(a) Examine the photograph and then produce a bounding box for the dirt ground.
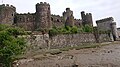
[14,42,120,67]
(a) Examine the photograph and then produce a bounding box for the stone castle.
[0,2,93,31]
[0,2,119,41]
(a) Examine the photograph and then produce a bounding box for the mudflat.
[14,42,120,67]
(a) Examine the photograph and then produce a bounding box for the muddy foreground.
[14,42,120,67]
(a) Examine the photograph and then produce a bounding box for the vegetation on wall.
[0,24,26,67]
[82,24,93,32]
[49,24,93,36]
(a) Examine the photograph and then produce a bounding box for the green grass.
[45,49,62,55]
[74,44,100,50]
[59,43,111,51]
[59,46,74,51]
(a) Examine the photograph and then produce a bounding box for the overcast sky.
[1,0,120,27]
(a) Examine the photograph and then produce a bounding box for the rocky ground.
[14,41,120,67]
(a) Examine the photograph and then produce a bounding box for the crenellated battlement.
[74,19,81,21]
[96,17,114,23]
[51,14,62,18]
[36,2,50,6]
[86,13,92,16]
[17,12,35,15]
[0,4,16,10]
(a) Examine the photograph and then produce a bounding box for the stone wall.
[26,33,112,51]
[50,33,96,48]
[26,34,49,52]
[51,15,64,28]
[98,33,113,42]
[15,13,35,31]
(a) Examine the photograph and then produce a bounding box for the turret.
[86,13,93,26]
[81,11,93,26]
[0,4,16,25]
[81,11,86,26]
[63,8,74,27]
[111,22,119,40]
[35,2,52,30]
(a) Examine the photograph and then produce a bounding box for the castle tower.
[81,11,86,26]
[96,17,119,41]
[81,11,93,26]
[111,22,119,40]
[86,13,93,26]
[35,2,52,30]
[0,4,16,25]
[63,8,74,27]
[96,17,114,31]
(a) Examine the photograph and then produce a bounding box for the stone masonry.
[0,4,16,25]
[81,11,93,26]
[96,17,119,40]
[0,2,119,42]
[63,8,74,27]
[26,33,112,51]
[0,2,93,30]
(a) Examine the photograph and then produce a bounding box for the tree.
[0,24,26,67]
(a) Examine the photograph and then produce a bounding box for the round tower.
[0,4,16,25]
[81,11,86,26]
[35,2,52,30]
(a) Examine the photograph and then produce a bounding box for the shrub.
[71,26,78,33]
[82,24,93,32]
[0,24,26,67]
[49,28,59,36]
[49,25,94,36]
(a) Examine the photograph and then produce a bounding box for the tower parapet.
[96,17,113,23]
[0,4,16,25]
[35,2,51,30]
[0,4,16,11]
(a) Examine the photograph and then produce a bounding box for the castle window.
[51,17,53,21]
[57,19,60,22]
[20,18,22,21]
[12,14,14,16]
[48,7,50,10]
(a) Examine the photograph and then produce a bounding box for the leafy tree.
[0,24,26,67]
